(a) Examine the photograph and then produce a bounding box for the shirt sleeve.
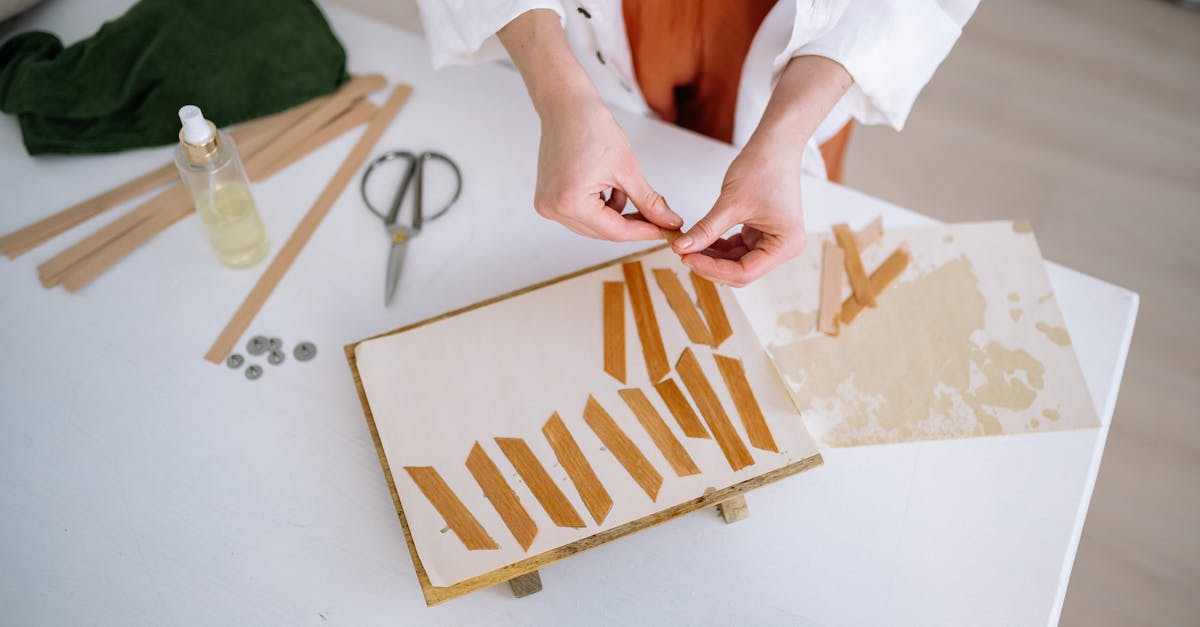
[415,0,566,69]
[784,0,979,130]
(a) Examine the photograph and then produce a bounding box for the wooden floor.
[340,0,1200,623]
[846,2,1200,625]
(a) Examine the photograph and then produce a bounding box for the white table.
[0,3,1138,625]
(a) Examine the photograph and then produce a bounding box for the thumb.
[618,168,683,230]
[673,201,741,254]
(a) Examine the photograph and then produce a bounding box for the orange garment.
[623,0,853,183]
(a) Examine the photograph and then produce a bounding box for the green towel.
[0,0,348,155]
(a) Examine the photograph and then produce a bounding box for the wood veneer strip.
[817,240,844,336]
[712,354,779,453]
[494,437,586,528]
[652,268,714,345]
[254,98,378,180]
[833,223,875,307]
[582,395,664,501]
[245,74,387,181]
[542,412,613,525]
[841,245,910,325]
[466,442,538,551]
[855,216,883,249]
[618,388,700,477]
[622,261,670,382]
[404,466,499,551]
[59,196,189,292]
[690,272,733,346]
[203,83,413,364]
[602,281,626,383]
[675,348,754,471]
[653,377,710,439]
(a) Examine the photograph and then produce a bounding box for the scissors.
[360,150,463,305]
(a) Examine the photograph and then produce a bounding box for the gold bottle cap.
[180,120,221,165]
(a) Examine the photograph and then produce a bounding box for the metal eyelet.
[245,365,263,380]
[269,337,283,350]
[247,336,270,355]
[226,354,245,369]
[293,341,317,362]
[268,349,286,366]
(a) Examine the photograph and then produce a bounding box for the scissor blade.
[385,239,409,306]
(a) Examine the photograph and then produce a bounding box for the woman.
[416,1,977,285]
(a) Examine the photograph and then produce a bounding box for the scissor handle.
[360,150,418,224]
[359,150,463,231]
[415,151,463,229]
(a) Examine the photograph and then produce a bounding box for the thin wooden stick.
[466,442,538,551]
[855,216,883,249]
[602,281,626,383]
[618,388,700,477]
[675,348,754,471]
[59,199,188,292]
[494,437,586,528]
[651,268,714,345]
[253,98,378,180]
[817,240,844,336]
[841,245,910,325]
[653,377,710,439]
[833,223,875,307]
[622,261,670,382]
[542,412,613,525]
[203,83,413,364]
[582,396,663,501]
[712,354,779,453]
[690,272,733,346]
[404,466,499,551]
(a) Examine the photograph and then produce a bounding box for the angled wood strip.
[652,268,714,345]
[59,200,188,292]
[712,354,779,453]
[841,245,911,325]
[855,215,883,249]
[818,240,844,336]
[404,466,499,551]
[622,261,670,381]
[542,412,613,525]
[618,388,700,477]
[690,272,733,346]
[254,98,378,181]
[833,223,876,307]
[602,281,626,383]
[653,378,710,439]
[203,83,413,364]
[465,442,538,551]
[494,437,586,528]
[675,348,754,471]
[582,395,664,501]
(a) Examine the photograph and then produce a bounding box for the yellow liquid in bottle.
[197,182,269,268]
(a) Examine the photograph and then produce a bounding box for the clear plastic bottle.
[173,105,269,268]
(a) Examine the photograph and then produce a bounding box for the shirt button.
[577,6,592,19]
[596,50,606,65]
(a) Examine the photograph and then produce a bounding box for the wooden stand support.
[507,570,543,598]
[716,494,750,524]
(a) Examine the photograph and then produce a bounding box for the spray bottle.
[174,105,269,268]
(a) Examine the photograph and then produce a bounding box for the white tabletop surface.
[0,3,1138,626]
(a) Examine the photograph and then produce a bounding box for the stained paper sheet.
[354,248,820,587]
[736,221,1100,448]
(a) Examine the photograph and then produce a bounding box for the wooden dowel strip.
[618,388,700,477]
[833,223,875,307]
[712,354,779,453]
[653,377,710,439]
[494,437,586,528]
[817,240,844,336]
[675,348,754,471]
[404,466,499,550]
[622,261,670,382]
[203,83,413,364]
[855,216,883,249]
[582,396,663,501]
[244,74,386,182]
[465,442,538,551]
[841,245,911,325]
[59,194,191,292]
[602,281,626,383]
[542,412,613,525]
[651,268,714,345]
[254,98,378,181]
[690,272,733,347]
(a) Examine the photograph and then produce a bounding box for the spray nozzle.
[178,105,213,145]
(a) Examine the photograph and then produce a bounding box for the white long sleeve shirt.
[415,0,978,177]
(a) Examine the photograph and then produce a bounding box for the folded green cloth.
[0,0,348,155]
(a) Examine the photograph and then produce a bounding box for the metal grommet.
[269,337,283,350]
[247,336,270,355]
[294,341,317,362]
[268,349,286,366]
[226,354,244,369]
[245,365,263,380]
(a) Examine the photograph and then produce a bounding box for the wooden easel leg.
[717,494,750,524]
[508,570,543,598]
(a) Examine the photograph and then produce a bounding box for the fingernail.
[675,234,693,249]
[663,198,684,227]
